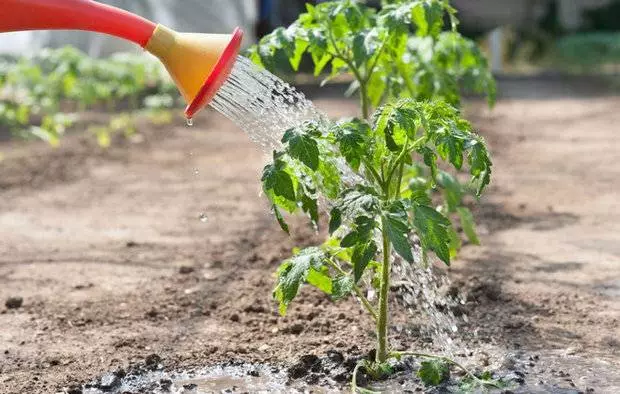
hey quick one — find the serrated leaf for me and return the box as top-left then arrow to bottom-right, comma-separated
329,207 -> 342,234
332,275 -> 354,300
383,201 -> 413,262
282,128 -> 320,171
417,360 -> 450,386
262,161 -> 296,202
419,146 -> 438,182
306,268 -> 332,294
274,247 -> 325,315
337,186 -> 380,219
317,160 -> 341,200
412,204 -> 451,265
436,128 -> 465,169
301,194 -> 319,226
290,39 -> 309,71
468,140 -> 492,196
437,171 -> 462,212
272,205 -> 289,234
333,119 -> 369,171
457,206 -> 480,245
352,241 -> 377,282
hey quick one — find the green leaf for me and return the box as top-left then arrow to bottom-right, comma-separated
447,224 -> 461,258
282,128 -> 320,171
333,118 -> 369,171
419,146 -> 438,182
353,33 -> 367,67
436,128 -> 465,169
337,186 -> 381,219
340,231 -> 360,248
272,205 -> 289,234
332,275 -> 354,300
274,247 -> 326,315
306,268 -> 332,294
457,207 -> 480,245
468,139 -> 492,196
301,194 -> 319,226
417,359 -> 450,386
317,160 -> 342,200
262,160 -> 296,202
383,201 -> 413,262
352,241 -> 377,282
290,39 -> 309,71
412,204 -> 451,265
329,207 -> 342,234
437,171 -> 462,212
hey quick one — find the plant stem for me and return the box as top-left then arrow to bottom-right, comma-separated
375,217 -> 391,363
359,81 -> 370,120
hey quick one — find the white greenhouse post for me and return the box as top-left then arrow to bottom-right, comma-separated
489,26 -> 504,73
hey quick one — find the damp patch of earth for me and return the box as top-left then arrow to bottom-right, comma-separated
73,348 -> 619,394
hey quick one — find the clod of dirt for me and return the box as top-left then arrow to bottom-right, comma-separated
66,385 -> 82,394
326,350 -> 344,364
230,313 -> 240,322
5,296 -> 23,309
145,308 -> 158,318
144,354 -> 162,370
243,304 -> 267,313
178,266 -> 195,274
287,323 -> 305,335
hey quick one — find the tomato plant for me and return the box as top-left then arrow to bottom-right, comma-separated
250,0 -> 500,389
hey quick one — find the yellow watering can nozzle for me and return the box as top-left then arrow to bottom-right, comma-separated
145,25 -> 244,118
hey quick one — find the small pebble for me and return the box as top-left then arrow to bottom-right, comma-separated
5,297 -> 23,309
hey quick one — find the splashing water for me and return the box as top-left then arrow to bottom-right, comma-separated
210,56 -> 327,151
392,243 -> 465,356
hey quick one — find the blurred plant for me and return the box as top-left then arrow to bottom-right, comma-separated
0,46 -> 178,145
250,0 -> 499,390
555,32 -> 620,73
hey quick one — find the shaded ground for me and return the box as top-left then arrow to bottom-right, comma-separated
1,78 -> 619,393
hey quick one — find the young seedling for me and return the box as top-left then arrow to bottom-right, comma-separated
250,0 -> 496,390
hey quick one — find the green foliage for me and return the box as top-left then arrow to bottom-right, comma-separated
250,0 -> 496,113
555,32 -> 620,72
0,46 -> 177,145
417,359 -> 450,385
250,0 -> 495,378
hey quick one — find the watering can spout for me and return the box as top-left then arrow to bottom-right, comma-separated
145,25 -> 244,119
0,0 -> 244,118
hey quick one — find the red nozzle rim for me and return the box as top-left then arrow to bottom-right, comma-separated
184,27 -> 244,119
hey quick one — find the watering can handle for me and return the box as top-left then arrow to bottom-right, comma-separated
0,0 -> 157,47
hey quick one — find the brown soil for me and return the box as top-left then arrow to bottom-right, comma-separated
1,78 -> 619,394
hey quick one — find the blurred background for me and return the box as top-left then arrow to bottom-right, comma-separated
3,0 -> 620,73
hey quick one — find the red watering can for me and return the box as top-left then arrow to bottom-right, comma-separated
0,0 -> 244,118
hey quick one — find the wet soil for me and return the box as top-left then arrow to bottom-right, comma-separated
1,78 -> 619,393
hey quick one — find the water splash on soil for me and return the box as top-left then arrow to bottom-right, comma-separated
392,245 -> 465,356
210,56 -> 326,152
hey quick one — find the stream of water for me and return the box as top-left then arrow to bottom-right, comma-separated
210,56 -> 326,152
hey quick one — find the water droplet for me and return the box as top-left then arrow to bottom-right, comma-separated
186,118 -> 193,127
198,213 -> 208,222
